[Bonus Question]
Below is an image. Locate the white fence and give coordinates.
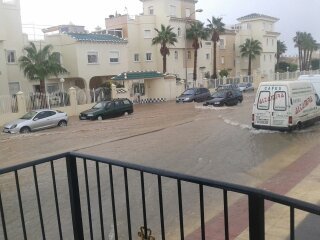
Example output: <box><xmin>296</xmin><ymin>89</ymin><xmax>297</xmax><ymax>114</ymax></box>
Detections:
<box><xmin>25</xmin><ymin>92</ymin><xmax>70</xmax><ymax>111</ymax></box>
<box><xmin>0</xmin><ymin>95</ymin><xmax>18</xmax><ymax>114</ymax></box>
<box><xmin>274</xmin><ymin>70</ymin><xmax>320</xmax><ymax>81</ymax></box>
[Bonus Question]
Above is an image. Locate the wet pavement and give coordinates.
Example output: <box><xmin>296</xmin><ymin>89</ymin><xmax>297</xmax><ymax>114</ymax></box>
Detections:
<box><xmin>1</xmin><ymin>92</ymin><xmax>320</xmax><ymax>239</ymax></box>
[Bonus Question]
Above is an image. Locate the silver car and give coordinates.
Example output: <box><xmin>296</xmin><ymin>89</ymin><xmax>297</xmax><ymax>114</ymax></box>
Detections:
<box><xmin>3</xmin><ymin>109</ymin><xmax>68</xmax><ymax>134</ymax></box>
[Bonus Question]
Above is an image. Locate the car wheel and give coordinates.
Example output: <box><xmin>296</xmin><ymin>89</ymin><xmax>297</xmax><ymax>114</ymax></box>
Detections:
<box><xmin>58</xmin><ymin>120</ymin><xmax>67</xmax><ymax>127</ymax></box>
<box><xmin>20</xmin><ymin>126</ymin><xmax>31</xmax><ymax>134</ymax></box>
<box><xmin>124</xmin><ymin>111</ymin><xmax>129</xmax><ymax>116</ymax></box>
<box><xmin>97</xmin><ymin>115</ymin><xmax>103</xmax><ymax>121</ymax></box>
<box><xmin>297</xmin><ymin>121</ymin><xmax>303</xmax><ymax>130</ymax></box>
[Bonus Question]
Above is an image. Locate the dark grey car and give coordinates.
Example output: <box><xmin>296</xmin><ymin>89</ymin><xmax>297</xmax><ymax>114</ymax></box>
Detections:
<box><xmin>176</xmin><ymin>88</ymin><xmax>211</xmax><ymax>103</ymax></box>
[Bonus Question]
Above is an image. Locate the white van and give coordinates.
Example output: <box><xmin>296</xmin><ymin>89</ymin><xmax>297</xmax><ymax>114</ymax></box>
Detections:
<box><xmin>252</xmin><ymin>81</ymin><xmax>320</xmax><ymax>131</ymax></box>
<box><xmin>298</xmin><ymin>74</ymin><xmax>320</xmax><ymax>95</ymax></box>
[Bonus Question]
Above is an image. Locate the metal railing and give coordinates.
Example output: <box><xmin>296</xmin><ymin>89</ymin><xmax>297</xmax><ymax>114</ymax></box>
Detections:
<box><xmin>1</xmin><ymin>152</ymin><xmax>320</xmax><ymax>240</ymax></box>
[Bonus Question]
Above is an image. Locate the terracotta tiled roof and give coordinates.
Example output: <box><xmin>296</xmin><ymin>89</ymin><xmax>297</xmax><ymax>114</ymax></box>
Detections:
<box><xmin>237</xmin><ymin>13</ymin><xmax>279</xmax><ymax>22</ymax></box>
<box><xmin>112</xmin><ymin>71</ymin><xmax>164</xmax><ymax>80</ymax></box>
<box><xmin>67</xmin><ymin>33</ymin><xmax>127</xmax><ymax>43</ymax></box>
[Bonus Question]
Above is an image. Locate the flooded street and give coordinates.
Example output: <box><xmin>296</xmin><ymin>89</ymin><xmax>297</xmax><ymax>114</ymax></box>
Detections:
<box><xmin>1</xmin><ymin>92</ymin><xmax>320</xmax><ymax>239</ymax></box>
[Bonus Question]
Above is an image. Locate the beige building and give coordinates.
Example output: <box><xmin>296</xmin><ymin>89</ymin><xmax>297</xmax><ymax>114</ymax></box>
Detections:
<box><xmin>0</xmin><ymin>0</ymin><xmax>28</xmax><ymax>95</ymax></box>
<box><xmin>105</xmin><ymin>0</ymin><xmax>212</xmax><ymax>87</ymax></box>
<box><xmin>43</xmin><ymin>28</ymin><xmax>129</xmax><ymax>92</ymax></box>
<box><xmin>233</xmin><ymin>13</ymin><xmax>280</xmax><ymax>80</ymax></box>
<box><xmin>1</xmin><ymin>0</ymin><xmax>281</xmax><ymax>98</ymax></box>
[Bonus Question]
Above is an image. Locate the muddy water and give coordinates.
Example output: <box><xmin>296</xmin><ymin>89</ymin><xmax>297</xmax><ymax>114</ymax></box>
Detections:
<box><xmin>1</xmin><ymin>94</ymin><xmax>320</xmax><ymax>239</ymax></box>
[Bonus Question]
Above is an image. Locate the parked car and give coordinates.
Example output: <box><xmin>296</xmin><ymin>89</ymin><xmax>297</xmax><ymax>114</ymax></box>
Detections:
<box><xmin>216</xmin><ymin>84</ymin><xmax>240</xmax><ymax>91</ymax></box>
<box><xmin>203</xmin><ymin>90</ymin><xmax>240</xmax><ymax>106</ymax></box>
<box><xmin>79</xmin><ymin>98</ymin><xmax>133</xmax><ymax>120</ymax></box>
<box><xmin>176</xmin><ymin>87</ymin><xmax>211</xmax><ymax>103</ymax></box>
<box><xmin>3</xmin><ymin>109</ymin><xmax>68</xmax><ymax>134</ymax></box>
<box><xmin>238</xmin><ymin>82</ymin><xmax>254</xmax><ymax>92</ymax></box>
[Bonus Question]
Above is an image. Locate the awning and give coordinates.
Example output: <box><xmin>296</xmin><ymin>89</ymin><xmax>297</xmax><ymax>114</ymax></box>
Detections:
<box><xmin>111</xmin><ymin>71</ymin><xmax>164</xmax><ymax>81</ymax></box>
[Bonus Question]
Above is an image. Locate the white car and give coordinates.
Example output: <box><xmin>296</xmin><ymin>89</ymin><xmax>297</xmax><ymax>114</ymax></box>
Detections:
<box><xmin>3</xmin><ymin>109</ymin><xmax>68</xmax><ymax>134</ymax></box>
<box><xmin>238</xmin><ymin>82</ymin><xmax>254</xmax><ymax>92</ymax></box>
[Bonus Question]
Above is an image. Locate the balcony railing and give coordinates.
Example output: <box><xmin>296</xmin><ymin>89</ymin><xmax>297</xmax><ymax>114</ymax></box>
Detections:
<box><xmin>1</xmin><ymin>152</ymin><xmax>320</xmax><ymax>239</ymax></box>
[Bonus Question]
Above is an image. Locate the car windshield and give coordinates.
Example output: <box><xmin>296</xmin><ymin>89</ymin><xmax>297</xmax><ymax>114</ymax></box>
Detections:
<box><xmin>182</xmin><ymin>89</ymin><xmax>195</xmax><ymax>95</ymax></box>
<box><xmin>92</xmin><ymin>102</ymin><xmax>107</xmax><ymax>109</ymax></box>
<box><xmin>212</xmin><ymin>91</ymin><xmax>226</xmax><ymax>98</ymax></box>
<box><xmin>20</xmin><ymin>111</ymin><xmax>38</xmax><ymax>120</ymax></box>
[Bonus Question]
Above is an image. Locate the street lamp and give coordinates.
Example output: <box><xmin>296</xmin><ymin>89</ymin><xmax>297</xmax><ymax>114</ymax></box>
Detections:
<box><xmin>60</xmin><ymin>77</ymin><xmax>65</xmax><ymax>106</ymax></box>
<box><xmin>185</xmin><ymin>8</ymin><xmax>203</xmax><ymax>89</ymax></box>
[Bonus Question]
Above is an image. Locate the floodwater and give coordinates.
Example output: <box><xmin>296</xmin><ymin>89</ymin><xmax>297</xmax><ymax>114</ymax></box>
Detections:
<box><xmin>1</xmin><ymin>93</ymin><xmax>320</xmax><ymax>239</ymax></box>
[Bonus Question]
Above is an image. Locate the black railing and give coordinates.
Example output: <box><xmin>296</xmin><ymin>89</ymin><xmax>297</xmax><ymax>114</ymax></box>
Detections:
<box><xmin>1</xmin><ymin>152</ymin><xmax>320</xmax><ymax>239</ymax></box>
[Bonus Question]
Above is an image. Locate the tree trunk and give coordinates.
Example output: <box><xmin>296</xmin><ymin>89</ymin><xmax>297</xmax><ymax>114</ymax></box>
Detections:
<box><xmin>40</xmin><ymin>79</ymin><xmax>46</xmax><ymax>93</ymax></box>
<box><xmin>309</xmin><ymin>50</ymin><xmax>313</xmax><ymax>70</ymax></box>
<box><xmin>298</xmin><ymin>47</ymin><xmax>302</xmax><ymax>71</ymax></box>
<box><xmin>193</xmin><ymin>49</ymin><xmax>198</xmax><ymax>85</ymax></box>
<box><xmin>248</xmin><ymin>56</ymin><xmax>252</xmax><ymax>76</ymax></box>
<box><xmin>213</xmin><ymin>41</ymin><xmax>217</xmax><ymax>79</ymax></box>
<box><xmin>163</xmin><ymin>55</ymin><xmax>167</xmax><ymax>73</ymax></box>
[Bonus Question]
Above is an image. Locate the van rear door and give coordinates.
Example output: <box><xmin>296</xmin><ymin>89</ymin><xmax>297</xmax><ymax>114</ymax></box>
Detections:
<box><xmin>255</xmin><ymin>90</ymin><xmax>272</xmax><ymax>126</ymax></box>
<box><xmin>254</xmin><ymin>86</ymin><xmax>288</xmax><ymax>128</ymax></box>
<box><xmin>270</xmin><ymin>90</ymin><xmax>288</xmax><ymax>127</ymax></box>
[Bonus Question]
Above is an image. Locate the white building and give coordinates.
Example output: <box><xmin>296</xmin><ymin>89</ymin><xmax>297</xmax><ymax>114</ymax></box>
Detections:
<box><xmin>0</xmin><ymin>0</ymin><xmax>28</xmax><ymax>95</ymax></box>
<box><xmin>234</xmin><ymin>13</ymin><xmax>280</xmax><ymax>80</ymax></box>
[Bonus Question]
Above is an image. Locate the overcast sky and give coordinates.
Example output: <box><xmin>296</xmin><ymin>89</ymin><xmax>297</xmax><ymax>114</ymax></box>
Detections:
<box><xmin>20</xmin><ymin>0</ymin><xmax>320</xmax><ymax>56</ymax></box>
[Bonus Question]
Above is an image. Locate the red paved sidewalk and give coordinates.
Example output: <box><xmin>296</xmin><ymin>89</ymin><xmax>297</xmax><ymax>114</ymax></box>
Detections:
<box><xmin>186</xmin><ymin>144</ymin><xmax>320</xmax><ymax>240</ymax></box>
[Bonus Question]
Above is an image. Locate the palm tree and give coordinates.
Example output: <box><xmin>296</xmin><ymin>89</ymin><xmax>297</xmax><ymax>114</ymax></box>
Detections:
<box><xmin>152</xmin><ymin>24</ymin><xmax>178</xmax><ymax>73</ymax></box>
<box><xmin>206</xmin><ymin>16</ymin><xmax>225</xmax><ymax>79</ymax></box>
<box><xmin>186</xmin><ymin>21</ymin><xmax>209</xmax><ymax>85</ymax></box>
<box><xmin>239</xmin><ymin>38</ymin><xmax>262</xmax><ymax>76</ymax></box>
<box><xmin>294</xmin><ymin>32</ymin><xmax>318</xmax><ymax>70</ymax></box>
<box><xmin>19</xmin><ymin>42</ymin><xmax>68</xmax><ymax>93</ymax></box>
<box><xmin>276</xmin><ymin>40</ymin><xmax>287</xmax><ymax>71</ymax></box>
<box><xmin>293</xmin><ymin>31</ymin><xmax>303</xmax><ymax>70</ymax></box>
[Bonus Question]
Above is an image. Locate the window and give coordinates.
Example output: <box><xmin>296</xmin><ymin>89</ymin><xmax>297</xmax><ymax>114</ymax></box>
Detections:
<box><xmin>148</xmin><ymin>6</ymin><xmax>154</xmax><ymax>15</ymax></box>
<box><xmin>47</xmin><ymin>83</ymin><xmax>59</xmax><ymax>93</ymax></box>
<box><xmin>53</xmin><ymin>52</ymin><xmax>61</xmax><ymax>64</ymax></box>
<box><xmin>177</xmin><ymin>27</ymin><xmax>181</xmax><ymax>37</ymax></box>
<box><xmin>273</xmin><ymin>91</ymin><xmax>286</xmax><ymax>111</ymax></box>
<box><xmin>204</xmin><ymin>42</ymin><xmax>211</xmax><ymax>46</ymax></box>
<box><xmin>206</xmin><ymin>53</ymin><xmax>210</xmax><ymax>60</ymax></box>
<box><xmin>144</xmin><ymin>29</ymin><xmax>151</xmax><ymax>38</ymax></box>
<box><xmin>219</xmin><ymin>39</ymin><xmax>225</xmax><ymax>49</ymax></box>
<box><xmin>221</xmin><ymin>57</ymin><xmax>225</xmax><ymax>64</ymax></box>
<box><xmin>170</xmin><ymin>5</ymin><xmax>176</xmax><ymax>16</ymax></box>
<box><xmin>9</xmin><ymin>82</ymin><xmax>20</xmax><ymax>95</ymax></box>
<box><xmin>134</xmin><ymin>53</ymin><xmax>139</xmax><ymax>62</ymax></box>
<box><xmin>257</xmin><ymin>91</ymin><xmax>270</xmax><ymax>110</ymax></box>
<box><xmin>270</xmin><ymin>54</ymin><xmax>272</xmax><ymax>61</ymax></box>
<box><xmin>266</xmin><ymin>38</ymin><xmax>269</xmax><ymax>45</ymax></box>
<box><xmin>87</xmin><ymin>51</ymin><xmax>98</xmax><ymax>64</ymax></box>
<box><xmin>109</xmin><ymin>51</ymin><xmax>119</xmax><ymax>63</ymax></box>
<box><xmin>185</xmin><ymin>8</ymin><xmax>191</xmax><ymax>17</ymax></box>
<box><xmin>187</xmin><ymin>51</ymin><xmax>191</xmax><ymax>60</ymax></box>
<box><xmin>174</xmin><ymin>51</ymin><xmax>178</xmax><ymax>60</ymax></box>
<box><xmin>146</xmin><ymin>53</ymin><xmax>152</xmax><ymax>61</ymax></box>
<box><xmin>6</xmin><ymin>50</ymin><xmax>16</xmax><ymax>63</ymax></box>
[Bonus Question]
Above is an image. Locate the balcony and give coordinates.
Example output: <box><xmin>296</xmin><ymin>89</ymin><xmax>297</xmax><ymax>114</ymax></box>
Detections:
<box><xmin>1</xmin><ymin>152</ymin><xmax>320</xmax><ymax>239</ymax></box>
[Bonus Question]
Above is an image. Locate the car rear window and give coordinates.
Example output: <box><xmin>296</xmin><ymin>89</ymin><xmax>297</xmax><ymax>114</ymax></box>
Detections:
<box><xmin>123</xmin><ymin>99</ymin><xmax>131</xmax><ymax>105</ymax></box>
<box><xmin>257</xmin><ymin>91</ymin><xmax>270</xmax><ymax>110</ymax></box>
